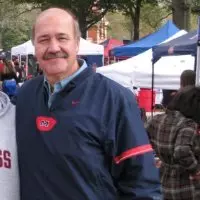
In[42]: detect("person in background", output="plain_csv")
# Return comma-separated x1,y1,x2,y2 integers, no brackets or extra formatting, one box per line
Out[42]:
14,60,24,83
0,91,20,200
15,7,161,200
161,69,195,108
0,58,4,74
0,58,4,87
153,70,196,172
146,86,200,200
36,61,43,75
0,60,18,100
161,89,177,109
1,60,18,83
180,69,195,89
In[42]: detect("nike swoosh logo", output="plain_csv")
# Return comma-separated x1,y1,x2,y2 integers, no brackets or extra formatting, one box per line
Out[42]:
72,100,80,105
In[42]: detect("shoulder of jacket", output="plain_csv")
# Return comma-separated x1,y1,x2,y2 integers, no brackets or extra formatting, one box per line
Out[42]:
20,75,43,92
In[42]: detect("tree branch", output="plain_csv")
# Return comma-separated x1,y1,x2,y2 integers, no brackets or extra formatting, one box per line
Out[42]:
157,11,172,23
86,7,109,29
146,11,172,29
192,6,200,13
13,5,41,19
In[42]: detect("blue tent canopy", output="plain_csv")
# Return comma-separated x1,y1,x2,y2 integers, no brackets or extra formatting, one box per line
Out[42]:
152,30,197,63
110,20,179,57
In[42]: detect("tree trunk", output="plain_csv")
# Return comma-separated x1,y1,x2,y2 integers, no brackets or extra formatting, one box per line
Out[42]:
80,26,87,39
172,0,191,31
185,0,191,31
78,12,87,39
132,0,142,41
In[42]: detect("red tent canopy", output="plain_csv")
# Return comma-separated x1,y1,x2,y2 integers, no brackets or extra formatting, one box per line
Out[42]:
101,39,123,57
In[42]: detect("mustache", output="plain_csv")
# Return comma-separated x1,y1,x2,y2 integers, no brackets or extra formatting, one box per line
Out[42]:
43,52,68,60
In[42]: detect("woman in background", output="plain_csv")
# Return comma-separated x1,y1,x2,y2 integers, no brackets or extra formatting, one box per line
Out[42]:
146,86,200,200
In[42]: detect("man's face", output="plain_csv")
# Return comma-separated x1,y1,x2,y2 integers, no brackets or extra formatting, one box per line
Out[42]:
34,10,79,78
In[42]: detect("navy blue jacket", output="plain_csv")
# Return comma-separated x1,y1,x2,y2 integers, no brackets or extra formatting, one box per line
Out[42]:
16,66,161,200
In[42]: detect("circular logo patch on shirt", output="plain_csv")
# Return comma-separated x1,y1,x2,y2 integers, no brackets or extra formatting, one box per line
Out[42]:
36,116,57,132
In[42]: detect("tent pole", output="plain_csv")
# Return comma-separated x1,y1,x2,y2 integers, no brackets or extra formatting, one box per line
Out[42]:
196,17,200,86
194,54,197,72
195,47,200,86
151,62,155,118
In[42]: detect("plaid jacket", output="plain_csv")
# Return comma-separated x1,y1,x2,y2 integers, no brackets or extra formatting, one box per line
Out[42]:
146,110,200,200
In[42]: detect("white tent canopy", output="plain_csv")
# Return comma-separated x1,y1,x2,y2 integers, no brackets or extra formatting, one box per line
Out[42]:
11,38,104,56
78,38,104,55
133,55,195,89
97,30,195,90
11,40,35,56
97,54,194,90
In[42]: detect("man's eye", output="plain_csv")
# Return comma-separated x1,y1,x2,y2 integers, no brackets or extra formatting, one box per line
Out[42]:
39,39,48,43
59,37,68,41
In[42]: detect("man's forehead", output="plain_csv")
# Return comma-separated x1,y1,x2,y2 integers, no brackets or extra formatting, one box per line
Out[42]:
36,8,73,26
35,14,74,36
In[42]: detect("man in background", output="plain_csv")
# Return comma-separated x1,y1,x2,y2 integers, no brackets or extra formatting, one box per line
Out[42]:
180,69,195,89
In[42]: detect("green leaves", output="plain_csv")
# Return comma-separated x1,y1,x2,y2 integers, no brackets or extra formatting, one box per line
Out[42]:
0,0,37,49
13,0,118,38
2,26,30,50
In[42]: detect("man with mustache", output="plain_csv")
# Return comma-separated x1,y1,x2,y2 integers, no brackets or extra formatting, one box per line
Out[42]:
15,7,161,200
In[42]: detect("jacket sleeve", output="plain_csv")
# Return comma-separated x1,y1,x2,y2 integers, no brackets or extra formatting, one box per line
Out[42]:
107,90,162,200
174,125,200,174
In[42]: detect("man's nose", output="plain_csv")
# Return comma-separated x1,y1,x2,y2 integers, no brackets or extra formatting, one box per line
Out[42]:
47,39,60,53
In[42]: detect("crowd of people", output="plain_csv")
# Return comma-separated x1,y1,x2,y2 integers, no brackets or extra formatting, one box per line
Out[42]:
0,6,200,200
0,58,25,99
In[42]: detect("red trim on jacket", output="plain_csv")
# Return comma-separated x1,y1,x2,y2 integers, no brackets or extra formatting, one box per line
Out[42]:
114,144,153,164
